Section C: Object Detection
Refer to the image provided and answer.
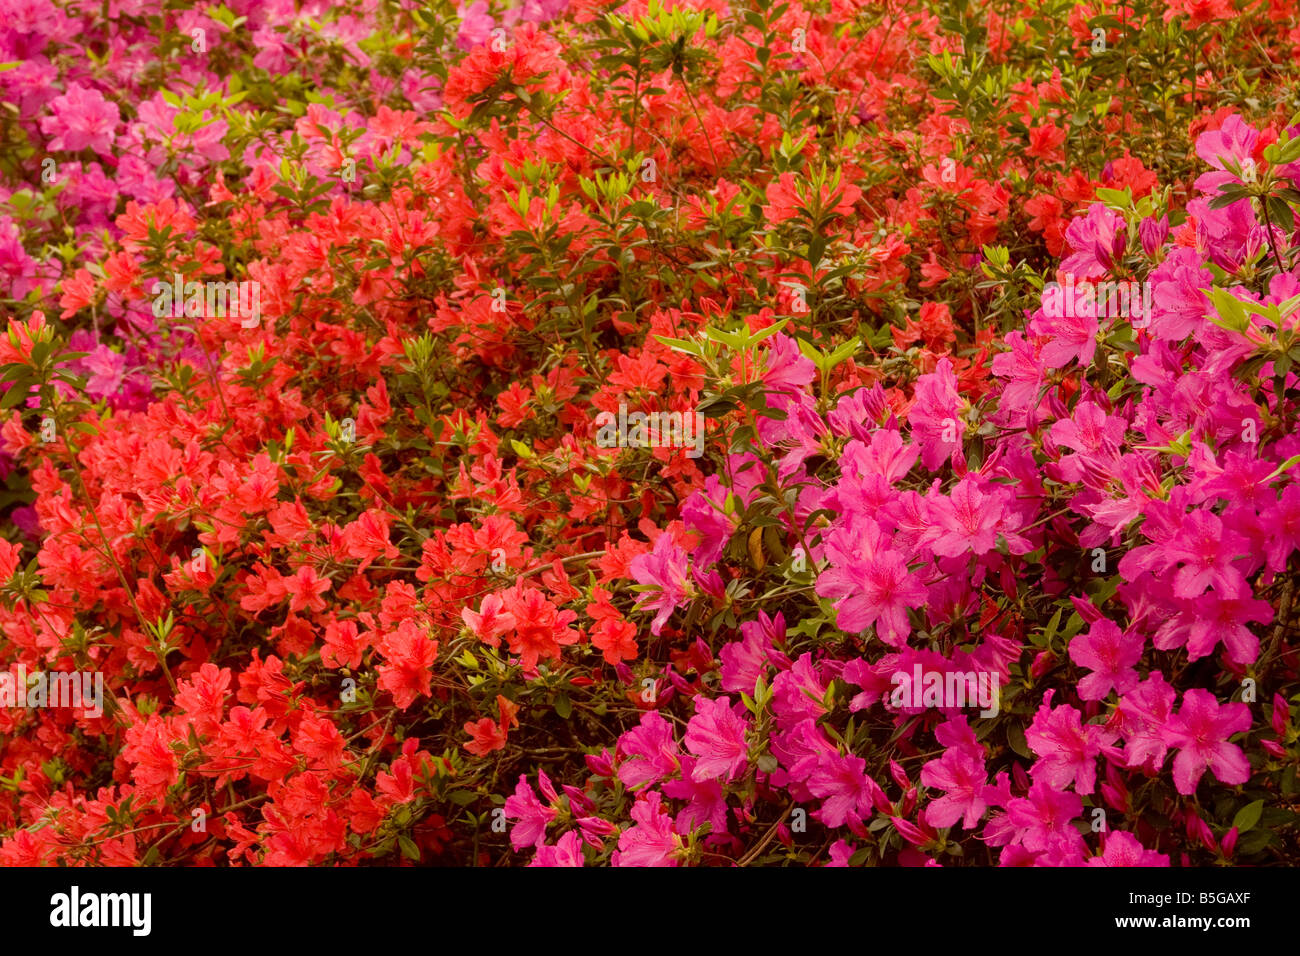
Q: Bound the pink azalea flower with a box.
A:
[617,711,680,790]
[684,696,750,782]
[853,428,920,484]
[40,83,119,153]
[1260,484,1300,573]
[1148,247,1213,341]
[1049,400,1126,481]
[529,830,584,867]
[456,0,496,49]
[1116,672,1178,772]
[1004,781,1085,856]
[762,332,816,393]
[80,344,127,399]
[929,477,1003,557]
[1086,830,1170,866]
[1059,204,1126,279]
[1030,284,1100,369]
[908,357,963,470]
[989,330,1048,418]
[817,521,927,647]
[503,774,557,851]
[1194,113,1259,197]
[920,743,988,830]
[1187,196,1260,273]
[1164,510,1249,599]
[770,718,836,789]
[681,476,736,568]
[1160,689,1252,795]
[719,618,773,694]
[629,534,691,636]
[771,653,826,731]
[1153,589,1271,664]
[661,757,729,834]
[1025,694,1118,794]
[1068,618,1143,701]
[826,840,857,866]
[613,792,679,867]
[807,752,886,829]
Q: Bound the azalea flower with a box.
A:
[1025,694,1119,794]
[504,774,557,851]
[618,711,680,790]
[816,520,927,647]
[684,696,750,782]
[629,535,691,636]
[1086,830,1170,867]
[613,792,679,867]
[1068,618,1143,701]
[529,830,584,867]
[1003,781,1085,857]
[1161,690,1252,795]
[807,752,887,829]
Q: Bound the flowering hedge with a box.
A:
[1,0,1299,866]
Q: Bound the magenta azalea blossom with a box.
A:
[921,746,988,830]
[1164,510,1249,599]
[1116,673,1178,772]
[503,774,557,850]
[908,358,963,470]
[1031,285,1100,369]
[1025,695,1118,794]
[1004,781,1085,857]
[683,696,750,782]
[1086,830,1170,867]
[817,519,927,647]
[613,792,679,867]
[39,83,119,153]
[529,831,584,867]
[807,751,886,829]
[629,534,691,635]
[1068,618,1143,701]
[1161,689,1253,795]
[929,477,1003,557]
[617,711,680,790]
[1059,204,1126,279]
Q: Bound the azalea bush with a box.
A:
[0,0,1298,866]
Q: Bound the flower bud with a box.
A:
[1221,826,1239,859]
[1139,215,1169,257]
[584,750,614,778]
[889,760,910,791]
[1272,692,1290,737]
[1030,650,1055,680]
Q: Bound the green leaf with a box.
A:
[1231,799,1265,834]
[1265,454,1300,482]
[553,692,572,719]
[1007,724,1032,759]
[1203,286,1250,333]
[652,334,702,356]
[1268,195,1295,231]
[397,833,421,861]
[0,383,31,409]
